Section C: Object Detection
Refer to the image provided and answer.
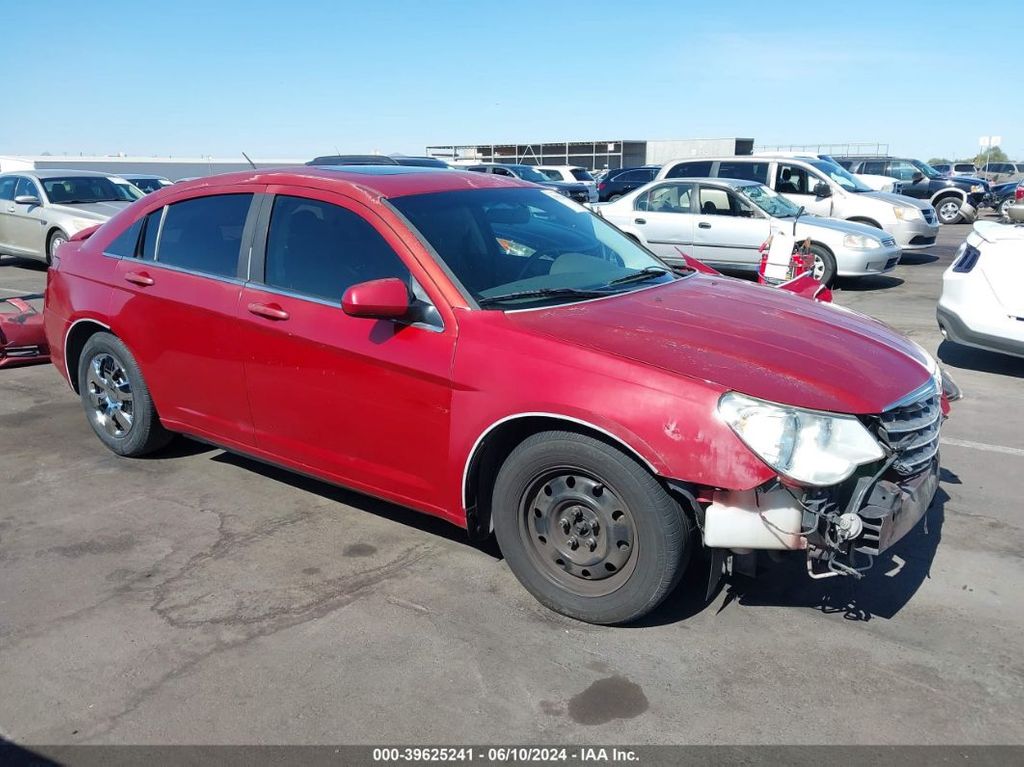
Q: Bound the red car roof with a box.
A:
[170,166,532,202]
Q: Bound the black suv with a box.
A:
[833,156,990,224]
[596,166,659,202]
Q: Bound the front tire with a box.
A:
[807,244,837,287]
[492,431,693,624]
[934,197,964,225]
[78,333,172,456]
[47,229,68,265]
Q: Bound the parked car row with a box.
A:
[933,161,1024,185]
[41,164,953,623]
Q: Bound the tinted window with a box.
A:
[106,218,145,258]
[131,178,169,194]
[14,177,39,199]
[717,161,769,184]
[888,160,919,181]
[156,194,252,277]
[571,168,594,181]
[141,209,163,260]
[0,177,16,201]
[42,176,135,203]
[665,161,712,179]
[618,168,657,183]
[538,169,562,180]
[636,183,694,213]
[264,195,410,302]
[954,164,976,172]
[861,160,887,175]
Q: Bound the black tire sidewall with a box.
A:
[808,244,838,287]
[493,431,691,624]
[77,333,169,457]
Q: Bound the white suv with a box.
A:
[656,156,939,250]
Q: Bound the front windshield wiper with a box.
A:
[477,287,611,306]
[605,266,671,287]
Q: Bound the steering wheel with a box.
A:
[516,248,559,280]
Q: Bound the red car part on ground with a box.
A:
[0,294,49,368]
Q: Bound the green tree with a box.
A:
[928,157,949,165]
[974,146,1009,167]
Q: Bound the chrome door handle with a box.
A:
[124,271,155,286]
[634,218,646,225]
[248,302,290,321]
[698,222,712,229]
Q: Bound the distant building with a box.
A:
[426,137,754,170]
[0,155,305,180]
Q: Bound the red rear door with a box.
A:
[107,189,262,447]
[236,188,457,515]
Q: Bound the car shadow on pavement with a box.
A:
[898,252,941,266]
[938,339,1024,379]
[834,275,904,292]
[0,255,47,271]
[640,489,948,627]
[210,450,503,556]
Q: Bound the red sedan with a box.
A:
[44,166,945,624]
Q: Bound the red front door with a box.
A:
[236,189,457,516]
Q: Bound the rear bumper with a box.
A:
[0,296,50,369]
[937,304,1024,359]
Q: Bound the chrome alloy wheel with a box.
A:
[518,469,638,597]
[811,253,826,281]
[937,199,961,223]
[86,353,134,437]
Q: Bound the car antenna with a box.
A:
[242,152,257,170]
[793,205,805,236]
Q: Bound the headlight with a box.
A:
[970,184,984,193]
[842,233,882,249]
[718,392,884,486]
[70,217,100,232]
[893,206,921,221]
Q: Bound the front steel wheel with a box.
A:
[493,431,693,624]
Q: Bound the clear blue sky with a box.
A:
[1,1,1018,161]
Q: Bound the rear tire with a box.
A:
[934,197,964,225]
[78,332,172,457]
[492,431,693,624]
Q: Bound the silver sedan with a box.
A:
[0,169,137,264]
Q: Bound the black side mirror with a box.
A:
[812,182,832,198]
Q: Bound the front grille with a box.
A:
[922,209,937,225]
[881,236,896,247]
[910,235,936,246]
[1,345,44,358]
[885,257,899,269]
[875,382,942,477]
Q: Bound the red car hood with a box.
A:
[505,275,931,414]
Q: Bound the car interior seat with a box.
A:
[777,168,799,194]
[701,200,718,215]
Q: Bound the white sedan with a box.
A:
[937,221,1024,358]
[594,177,901,285]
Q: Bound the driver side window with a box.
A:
[263,195,411,303]
[775,164,810,195]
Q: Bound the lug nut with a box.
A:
[567,536,579,551]
[560,517,571,534]
[586,537,597,552]
[590,520,599,535]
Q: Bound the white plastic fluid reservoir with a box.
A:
[704,486,807,551]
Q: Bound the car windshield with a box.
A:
[42,176,136,204]
[392,187,680,309]
[807,160,873,192]
[910,159,942,179]
[512,166,554,184]
[111,179,145,200]
[740,183,802,218]
[130,177,172,193]
[571,168,594,181]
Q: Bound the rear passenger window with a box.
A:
[861,161,887,175]
[106,217,144,258]
[717,161,769,184]
[263,195,410,302]
[665,161,712,179]
[140,209,163,260]
[636,183,694,213]
[155,194,252,277]
[0,177,17,201]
